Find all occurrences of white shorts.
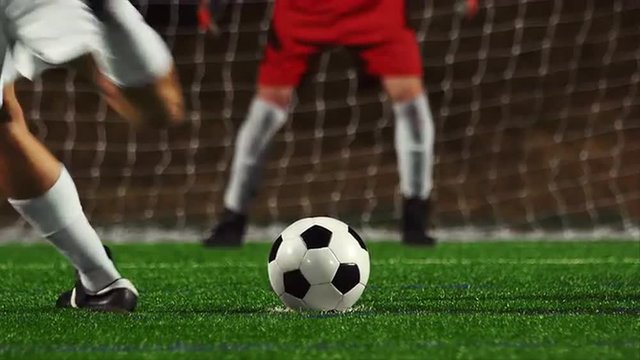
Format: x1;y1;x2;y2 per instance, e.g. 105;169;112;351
0;0;173;108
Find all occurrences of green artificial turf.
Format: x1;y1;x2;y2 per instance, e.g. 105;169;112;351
0;241;638;359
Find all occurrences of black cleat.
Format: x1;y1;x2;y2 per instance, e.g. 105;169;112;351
56;246;138;312
402;197;437;246
56;278;138;313
202;208;247;247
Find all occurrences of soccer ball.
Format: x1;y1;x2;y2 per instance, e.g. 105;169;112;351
267;217;370;311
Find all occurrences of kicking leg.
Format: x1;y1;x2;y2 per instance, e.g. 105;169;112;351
384;77;436;246
0;0;187;311
6;0;183;129
0;85;137;311
89;0;185;128
203;86;290;247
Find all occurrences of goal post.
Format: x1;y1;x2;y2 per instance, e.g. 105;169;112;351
1;0;638;241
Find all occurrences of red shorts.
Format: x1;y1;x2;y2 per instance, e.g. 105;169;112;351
258;0;423;86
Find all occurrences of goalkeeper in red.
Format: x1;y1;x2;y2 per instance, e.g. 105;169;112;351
1;0;184;311
204;0;439;246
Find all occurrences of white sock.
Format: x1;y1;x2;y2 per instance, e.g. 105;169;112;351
393;94;436;199
9;167;121;292
224;98;287;213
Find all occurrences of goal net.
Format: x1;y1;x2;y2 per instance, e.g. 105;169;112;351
1;0;639;240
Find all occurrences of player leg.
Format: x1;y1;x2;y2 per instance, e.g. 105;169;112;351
87;56;183;129
11;0;184;129
385;77;436;246
203;37;313;247
360;32;436;246
91;0;184;128
203;87;290;247
50;1;182;306
0;83;137;311
1;0;139;311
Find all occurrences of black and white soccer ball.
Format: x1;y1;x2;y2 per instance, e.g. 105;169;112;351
268;217;370;311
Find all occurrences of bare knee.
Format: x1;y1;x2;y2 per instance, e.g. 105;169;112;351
0;85;63;199
96;66;185;129
67;50;185;129
131;68;185;128
257;86;294;109
383;77;424;103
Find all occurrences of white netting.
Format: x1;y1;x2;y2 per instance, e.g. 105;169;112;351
1;0;639;241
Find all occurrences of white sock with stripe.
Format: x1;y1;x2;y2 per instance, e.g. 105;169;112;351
393;94;436;199
224;98;287;213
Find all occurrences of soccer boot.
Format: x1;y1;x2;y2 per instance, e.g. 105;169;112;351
56;246;139;312
202;208;247;247
402;197;437;246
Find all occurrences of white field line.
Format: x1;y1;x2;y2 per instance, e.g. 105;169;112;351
0;258;638;271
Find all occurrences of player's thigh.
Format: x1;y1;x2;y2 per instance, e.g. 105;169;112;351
382;77;424;103
257;24;318;91
256;86;295;109
358;31;424;101
257;44;315;109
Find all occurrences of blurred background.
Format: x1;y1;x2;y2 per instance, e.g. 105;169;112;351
1;0;638;241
